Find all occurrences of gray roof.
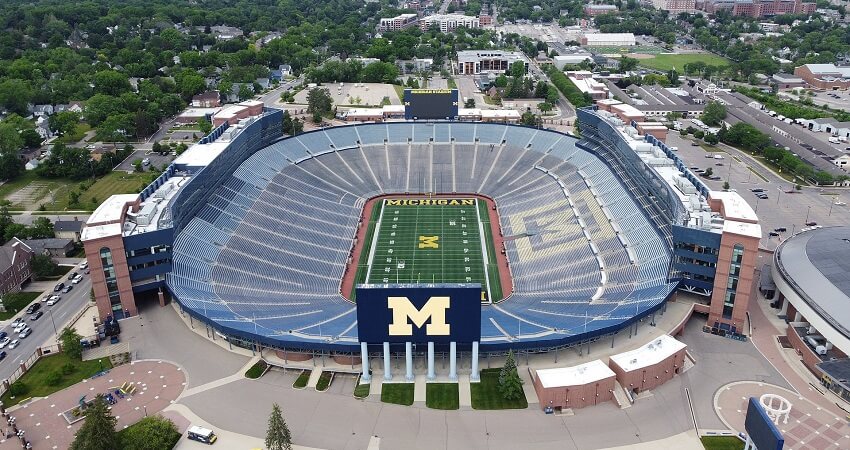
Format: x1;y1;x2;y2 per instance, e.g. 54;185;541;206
54;220;84;232
0;239;31;270
23;238;73;253
776;227;850;340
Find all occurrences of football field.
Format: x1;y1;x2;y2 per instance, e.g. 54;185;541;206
356;197;502;302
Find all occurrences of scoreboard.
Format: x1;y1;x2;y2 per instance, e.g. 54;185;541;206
356;283;481;344
404;89;459;120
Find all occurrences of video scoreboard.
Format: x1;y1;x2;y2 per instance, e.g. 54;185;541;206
403;89;460;120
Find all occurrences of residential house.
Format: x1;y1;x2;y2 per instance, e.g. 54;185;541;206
23;238;75;258
191;91;221;108
54;220;85;242
270;64;293;82
0;238;33;297
255;78;271;91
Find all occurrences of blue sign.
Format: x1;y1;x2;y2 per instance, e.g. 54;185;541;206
744;397;784;450
356;284;481;344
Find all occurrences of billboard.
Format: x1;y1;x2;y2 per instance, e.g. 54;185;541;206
744;397;784;450
356;283;481;343
404;89;459;120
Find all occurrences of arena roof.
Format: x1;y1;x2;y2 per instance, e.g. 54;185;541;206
776;226;850;338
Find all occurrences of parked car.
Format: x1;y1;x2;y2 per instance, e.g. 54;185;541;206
71;277;83;285
769;231;779;237
30;311;43;321
0;337;11;349
0;332;7;340
13;322;27;333
806;221;817;226
8;340;20;350
0;351;7;361
80;262;88;270
18;328;31;339
710;176;722;181
774;227;787;232
751;188;765;193
834;201;846;206
25;303;41;314
715;162;724;166
61;285;73;293
47;296;61;306
54;282;65;292
68;272;77;280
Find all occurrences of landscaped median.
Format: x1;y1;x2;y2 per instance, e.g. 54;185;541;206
353;380;370;399
292;369;311;389
244;359;269;379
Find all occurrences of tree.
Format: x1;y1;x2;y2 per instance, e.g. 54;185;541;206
0;122;23;155
282;110;303;136
60;327;83;360
520;111;540;127
93;70;132;96
49;111;81;137
265;403;293;450
120;416;181;450
464;98;476;108
30;217;54;238
197;118;212;134
704;167;714;177
704;133;719;145
498;350;524;400
237;84;254;101
306;88;333;116
21;129;43;148
493;74;508;88
619;56;639;73
702;101;727;127
538;102;553;113
32;254;58;280
69;395;118;450
723;181;730;190
510;61;526;79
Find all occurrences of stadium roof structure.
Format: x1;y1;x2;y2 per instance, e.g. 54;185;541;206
167;122;677;351
775;226;850;341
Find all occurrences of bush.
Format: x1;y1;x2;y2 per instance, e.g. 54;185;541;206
62;362;76;375
245;360;268;379
544;66;592;108
46;369;63;386
8;382;27;396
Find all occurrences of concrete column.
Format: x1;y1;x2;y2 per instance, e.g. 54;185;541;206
449;341;457;380
780;296;789;316
383;342;392;381
427;342;436;380
360;342;371;382
470;341;479;381
794;311;802;322
405;342;414;381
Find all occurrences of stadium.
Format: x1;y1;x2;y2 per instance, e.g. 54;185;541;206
83;96;760;361
163;120;677;353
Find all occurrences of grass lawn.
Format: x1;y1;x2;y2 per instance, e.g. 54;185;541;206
116;416;181;449
426;383;459;410
50;171;150;211
0;172;75;210
638;53;730;72
700;436;744;450
393;84;405;102
381;383;414;406
244;360;268;379
40;263;73;281
470;369;528;410
293;370;311;388
316;372;333;391
1;353;113;406
57;123;92;144
354;381;370;398
447;77;457;89
0;292;41;320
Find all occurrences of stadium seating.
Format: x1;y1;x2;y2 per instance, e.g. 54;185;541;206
168;123;675;348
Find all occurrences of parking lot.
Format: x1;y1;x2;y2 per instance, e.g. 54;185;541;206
665;132;850;248
294;82;400;107
115;149;175;172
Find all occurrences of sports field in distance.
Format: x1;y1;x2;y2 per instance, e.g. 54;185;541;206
354;197;502;302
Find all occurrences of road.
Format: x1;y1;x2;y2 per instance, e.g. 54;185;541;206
258;76;303;106
711;91;845;177
0;267;92;383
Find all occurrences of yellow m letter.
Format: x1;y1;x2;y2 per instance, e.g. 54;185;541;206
387;296;450;336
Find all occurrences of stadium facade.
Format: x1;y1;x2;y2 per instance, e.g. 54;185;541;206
82;105;760;365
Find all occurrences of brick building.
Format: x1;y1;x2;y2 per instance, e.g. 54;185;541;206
0;238;34;297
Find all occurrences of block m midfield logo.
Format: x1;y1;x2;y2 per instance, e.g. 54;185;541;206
387;296;450;336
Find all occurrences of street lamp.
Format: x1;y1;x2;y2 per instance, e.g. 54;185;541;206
805;205;811;224
49;309;57;337
777;187;782;204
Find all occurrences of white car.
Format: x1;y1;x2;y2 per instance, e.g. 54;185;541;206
18;328;31;339
13;322;27;333
80;262;88;270
71;277;82;285
835;201;846;206
8;340;19;349
46;296;61;306
0;337;11;349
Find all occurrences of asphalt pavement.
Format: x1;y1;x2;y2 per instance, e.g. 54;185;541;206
0;264;92;383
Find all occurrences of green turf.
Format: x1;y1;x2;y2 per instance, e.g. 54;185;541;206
354;381;371;398
381;383;414;406
426;383;459;410
1;353;113;406
470;368;528;410
700;436;744;450
292;370;311;388
637;53;730;72
0;292;41;320
244;360;268;379
316;372;332;391
359;197;500;302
